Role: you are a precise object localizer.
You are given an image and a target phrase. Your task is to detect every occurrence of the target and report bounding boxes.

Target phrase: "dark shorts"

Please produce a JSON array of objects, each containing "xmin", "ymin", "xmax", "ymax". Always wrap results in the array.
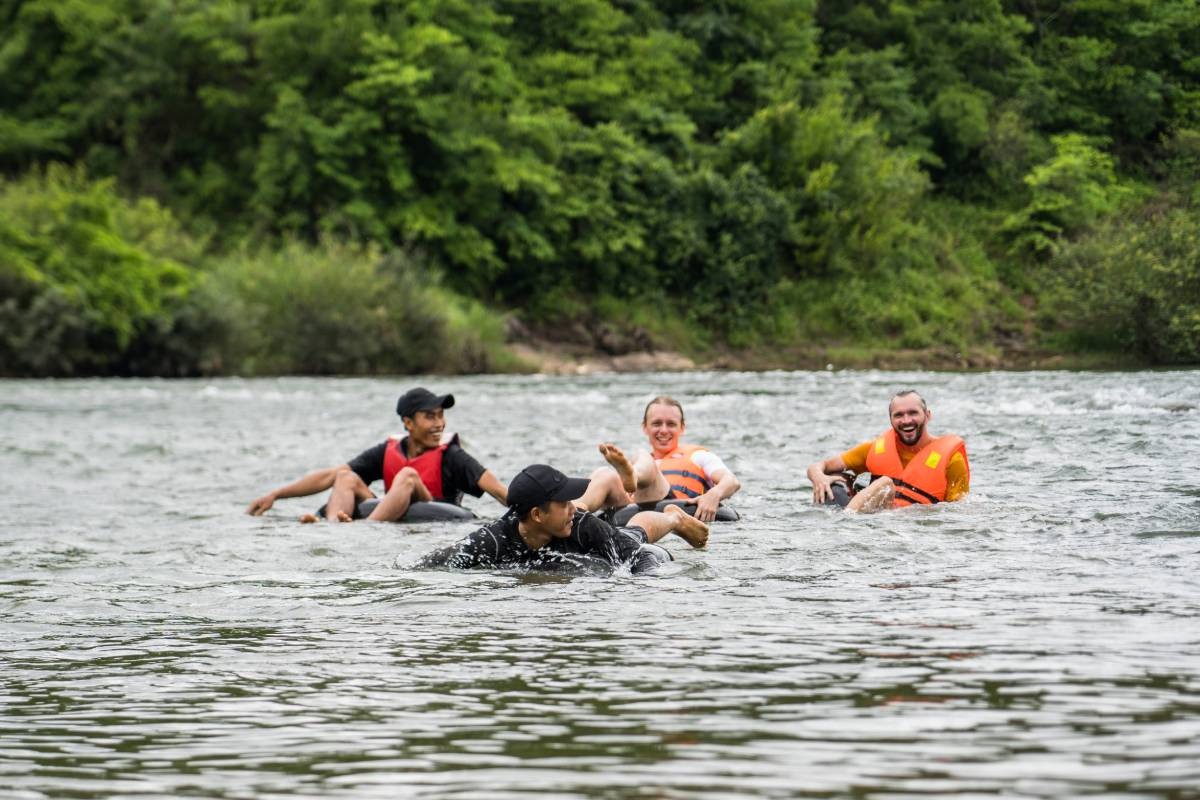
[{"xmin": 618, "ymin": 525, "xmax": 649, "ymax": 544}]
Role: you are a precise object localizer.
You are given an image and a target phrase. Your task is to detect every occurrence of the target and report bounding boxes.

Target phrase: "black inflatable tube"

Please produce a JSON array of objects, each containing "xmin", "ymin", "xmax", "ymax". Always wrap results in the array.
[
  {"xmin": 824, "ymin": 481, "xmax": 852, "ymax": 508},
  {"xmin": 316, "ymin": 498, "xmax": 476, "ymax": 522},
  {"xmin": 609, "ymin": 498, "xmax": 739, "ymax": 527}
]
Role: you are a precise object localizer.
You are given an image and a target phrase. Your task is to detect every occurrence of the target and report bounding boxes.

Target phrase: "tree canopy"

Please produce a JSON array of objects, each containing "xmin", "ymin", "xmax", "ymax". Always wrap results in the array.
[{"xmin": 2, "ymin": 0, "xmax": 1198, "ymax": 374}]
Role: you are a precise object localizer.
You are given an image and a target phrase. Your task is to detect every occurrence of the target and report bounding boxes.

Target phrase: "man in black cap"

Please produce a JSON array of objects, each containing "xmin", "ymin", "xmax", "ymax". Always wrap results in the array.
[
  {"xmin": 426, "ymin": 464, "xmax": 709, "ymax": 573},
  {"xmin": 247, "ymin": 387, "xmax": 507, "ymax": 522}
]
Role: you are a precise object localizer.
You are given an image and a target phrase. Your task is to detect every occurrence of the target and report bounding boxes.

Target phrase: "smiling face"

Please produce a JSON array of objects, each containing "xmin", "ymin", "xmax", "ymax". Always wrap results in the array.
[
  {"xmin": 642, "ymin": 402, "xmax": 685, "ymax": 457},
  {"xmin": 402, "ymin": 407, "xmax": 445, "ymax": 452},
  {"xmin": 889, "ymin": 393, "xmax": 930, "ymax": 448}
]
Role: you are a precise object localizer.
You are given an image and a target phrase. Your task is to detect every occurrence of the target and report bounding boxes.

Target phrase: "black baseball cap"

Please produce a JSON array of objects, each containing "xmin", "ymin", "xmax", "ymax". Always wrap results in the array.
[
  {"xmin": 507, "ymin": 465, "xmax": 590, "ymax": 515},
  {"xmin": 396, "ymin": 387, "xmax": 455, "ymax": 419}
]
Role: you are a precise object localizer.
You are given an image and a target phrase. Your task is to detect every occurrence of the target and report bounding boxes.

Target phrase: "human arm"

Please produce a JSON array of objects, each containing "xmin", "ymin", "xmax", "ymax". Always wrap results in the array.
[
  {"xmin": 246, "ymin": 465, "xmax": 347, "ymax": 515},
  {"xmin": 688, "ymin": 451, "xmax": 740, "ymax": 522},
  {"xmin": 475, "ymin": 469, "xmax": 508, "ymax": 506},
  {"xmin": 442, "ymin": 445, "xmax": 508, "ymax": 505},
  {"xmin": 442, "ymin": 520, "xmax": 510, "ymax": 569},
  {"xmin": 806, "ymin": 441, "xmax": 871, "ymax": 505},
  {"xmin": 806, "ymin": 456, "xmax": 849, "ymax": 505},
  {"xmin": 945, "ymin": 453, "xmax": 970, "ymax": 501},
  {"xmin": 694, "ymin": 467, "xmax": 740, "ymax": 522}
]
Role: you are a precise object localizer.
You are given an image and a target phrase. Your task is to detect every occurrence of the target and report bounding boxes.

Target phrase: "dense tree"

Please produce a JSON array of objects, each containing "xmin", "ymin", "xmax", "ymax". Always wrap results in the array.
[{"xmin": 1, "ymin": 0, "xmax": 1197, "ymax": 374}]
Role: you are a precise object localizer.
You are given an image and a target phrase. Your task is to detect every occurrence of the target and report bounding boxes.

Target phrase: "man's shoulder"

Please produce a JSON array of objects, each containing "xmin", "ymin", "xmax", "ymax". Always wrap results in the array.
[
  {"xmin": 477, "ymin": 514, "xmax": 516, "ymax": 537},
  {"xmin": 442, "ymin": 434, "xmax": 483, "ymax": 461},
  {"xmin": 571, "ymin": 510, "xmax": 616, "ymax": 540}
]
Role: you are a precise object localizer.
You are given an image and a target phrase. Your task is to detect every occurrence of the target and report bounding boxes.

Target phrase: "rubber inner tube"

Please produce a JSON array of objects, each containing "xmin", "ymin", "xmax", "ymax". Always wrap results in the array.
[
  {"xmin": 315, "ymin": 498, "xmax": 476, "ymax": 522},
  {"xmin": 608, "ymin": 498, "xmax": 740, "ymax": 527},
  {"xmin": 824, "ymin": 481, "xmax": 851, "ymax": 508}
]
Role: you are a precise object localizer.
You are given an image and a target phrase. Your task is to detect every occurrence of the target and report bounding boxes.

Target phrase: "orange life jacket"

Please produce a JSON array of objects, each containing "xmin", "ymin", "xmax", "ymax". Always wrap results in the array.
[
  {"xmin": 382, "ymin": 434, "xmax": 458, "ymax": 500},
  {"xmin": 658, "ymin": 444, "xmax": 713, "ymax": 499},
  {"xmin": 864, "ymin": 429, "xmax": 968, "ymax": 507}
]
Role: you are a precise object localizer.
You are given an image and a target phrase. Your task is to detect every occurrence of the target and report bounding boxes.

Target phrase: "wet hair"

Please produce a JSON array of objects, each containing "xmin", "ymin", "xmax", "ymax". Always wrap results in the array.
[
  {"xmin": 642, "ymin": 395, "xmax": 685, "ymax": 424},
  {"xmin": 889, "ymin": 389, "xmax": 928, "ymax": 413}
]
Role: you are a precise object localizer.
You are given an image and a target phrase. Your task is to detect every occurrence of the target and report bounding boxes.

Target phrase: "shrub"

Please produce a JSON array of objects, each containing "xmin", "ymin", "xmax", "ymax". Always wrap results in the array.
[
  {"xmin": 0, "ymin": 164, "xmax": 218, "ymax": 376},
  {"xmin": 1043, "ymin": 202, "xmax": 1200, "ymax": 364},
  {"xmin": 208, "ymin": 241, "xmax": 510, "ymax": 375}
]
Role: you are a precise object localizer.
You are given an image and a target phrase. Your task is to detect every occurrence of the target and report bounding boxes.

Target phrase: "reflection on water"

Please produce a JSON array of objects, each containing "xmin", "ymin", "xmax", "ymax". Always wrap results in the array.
[{"xmin": 2, "ymin": 371, "xmax": 1199, "ymax": 798}]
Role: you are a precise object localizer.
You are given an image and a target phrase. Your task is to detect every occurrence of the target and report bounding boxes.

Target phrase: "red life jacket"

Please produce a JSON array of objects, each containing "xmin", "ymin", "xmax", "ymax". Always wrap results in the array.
[
  {"xmin": 382, "ymin": 433, "xmax": 457, "ymax": 500},
  {"xmin": 658, "ymin": 444, "xmax": 713, "ymax": 499},
  {"xmin": 864, "ymin": 429, "xmax": 969, "ymax": 507}
]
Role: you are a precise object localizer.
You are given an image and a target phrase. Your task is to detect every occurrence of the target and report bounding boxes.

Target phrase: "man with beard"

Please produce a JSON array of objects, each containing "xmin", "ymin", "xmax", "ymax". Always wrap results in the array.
[{"xmin": 806, "ymin": 390, "xmax": 970, "ymax": 513}]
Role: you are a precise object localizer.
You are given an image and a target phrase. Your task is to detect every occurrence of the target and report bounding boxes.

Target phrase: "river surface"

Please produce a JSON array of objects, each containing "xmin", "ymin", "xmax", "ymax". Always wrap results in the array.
[{"xmin": 2, "ymin": 371, "xmax": 1199, "ymax": 799}]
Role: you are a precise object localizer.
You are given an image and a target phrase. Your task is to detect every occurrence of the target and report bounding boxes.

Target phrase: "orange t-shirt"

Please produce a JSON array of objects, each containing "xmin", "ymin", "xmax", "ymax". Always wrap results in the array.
[{"xmin": 840, "ymin": 440, "xmax": 970, "ymax": 501}]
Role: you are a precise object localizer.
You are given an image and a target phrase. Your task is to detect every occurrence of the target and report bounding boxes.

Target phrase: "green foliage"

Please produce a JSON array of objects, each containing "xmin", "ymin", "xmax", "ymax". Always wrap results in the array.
[
  {"xmin": 1001, "ymin": 133, "xmax": 1133, "ymax": 258},
  {"xmin": 0, "ymin": 164, "xmax": 217, "ymax": 375},
  {"xmin": 785, "ymin": 198, "xmax": 1015, "ymax": 352},
  {"xmin": 1042, "ymin": 201, "xmax": 1200, "ymax": 364},
  {"xmin": 2, "ymin": 0, "xmax": 1199, "ymax": 370},
  {"xmin": 209, "ymin": 241, "xmax": 511, "ymax": 375},
  {"xmin": 721, "ymin": 94, "xmax": 930, "ymax": 277}
]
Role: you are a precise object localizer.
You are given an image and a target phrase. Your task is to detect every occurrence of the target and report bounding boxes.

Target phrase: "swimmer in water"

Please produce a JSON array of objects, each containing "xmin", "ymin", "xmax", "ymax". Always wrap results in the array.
[
  {"xmin": 806, "ymin": 389, "xmax": 970, "ymax": 512},
  {"xmin": 246, "ymin": 387, "xmax": 507, "ymax": 522},
  {"xmin": 428, "ymin": 464, "xmax": 709, "ymax": 574},
  {"xmin": 594, "ymin": 395, "xmax": 740, "ymax": 522}
]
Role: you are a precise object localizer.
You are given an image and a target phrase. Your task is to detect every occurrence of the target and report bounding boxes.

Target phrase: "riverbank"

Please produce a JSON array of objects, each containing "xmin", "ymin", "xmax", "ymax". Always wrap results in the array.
[{"xmin": 503, "ymin": 324, "xmax": 1143, "ymax": 374}]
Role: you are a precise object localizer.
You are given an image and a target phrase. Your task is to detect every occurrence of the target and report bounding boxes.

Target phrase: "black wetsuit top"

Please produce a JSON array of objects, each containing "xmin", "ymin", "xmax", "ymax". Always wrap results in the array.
[
  {"xmin": 441, "ymin": 510, "xmax": 652, "ymax": 572},
  {"xmin": 347, "ymin": 437, "xmax": 486, "ymax": 504}
]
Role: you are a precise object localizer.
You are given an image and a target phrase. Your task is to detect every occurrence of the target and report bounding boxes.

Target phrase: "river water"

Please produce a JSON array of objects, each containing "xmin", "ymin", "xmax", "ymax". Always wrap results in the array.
[{"xmin": 2, "ymin": 370, "xmax": 1199, "ymax": 799}]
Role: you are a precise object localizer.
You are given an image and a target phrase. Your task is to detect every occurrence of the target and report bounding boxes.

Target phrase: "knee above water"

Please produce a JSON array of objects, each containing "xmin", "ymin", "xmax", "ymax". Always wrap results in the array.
[{"xmin": 333, "ymin": 468, "xmax": 365, "ymax": 488}]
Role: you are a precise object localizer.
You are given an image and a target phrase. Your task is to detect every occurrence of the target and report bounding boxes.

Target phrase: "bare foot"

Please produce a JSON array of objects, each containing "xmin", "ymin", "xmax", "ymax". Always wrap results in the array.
[
  {"xmin": 335, "ymin": 510, "xmax": 354, "ymax": 522},
  {"xmin": 598, "ymin": 442, "xmax": 637, "ymax": 494},
  {"xmin": 299, "ymin": 513, "xmax": 319, "ymax": 524},
  {"xmin": 665, "ymin": 504, "xmax": 709, "ymax": 549}
]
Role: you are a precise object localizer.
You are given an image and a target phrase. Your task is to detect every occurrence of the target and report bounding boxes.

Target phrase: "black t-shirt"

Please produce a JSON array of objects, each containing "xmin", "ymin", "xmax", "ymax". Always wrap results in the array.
[
  {"xmin": 442, "ymin": 510, "xmax": 649, "ymax": 571},
  {"xmin": 346, "ymin": 437, "xmax": 486, "ymax": 504}
]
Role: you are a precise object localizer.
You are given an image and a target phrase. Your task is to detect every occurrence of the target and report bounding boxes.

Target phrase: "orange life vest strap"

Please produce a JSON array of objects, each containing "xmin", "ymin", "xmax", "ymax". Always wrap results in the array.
[
  {"xmin": 864, "ymin": 430, "xmax": 967, "ymax": 507},
  {"xmin": 658, "ymin": 444, "xmax": 713, "ymax": 500}
]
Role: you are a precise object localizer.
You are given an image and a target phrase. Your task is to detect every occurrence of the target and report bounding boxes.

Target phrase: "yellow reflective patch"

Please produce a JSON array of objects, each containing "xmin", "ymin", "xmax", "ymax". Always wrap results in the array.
[
  {"xmin": 874, "ymin": 438, "xmax": 886, "ymax": 454},
  {"xmin": 925, "ymin": 451, "xmax": 942, "ymax": 469}
]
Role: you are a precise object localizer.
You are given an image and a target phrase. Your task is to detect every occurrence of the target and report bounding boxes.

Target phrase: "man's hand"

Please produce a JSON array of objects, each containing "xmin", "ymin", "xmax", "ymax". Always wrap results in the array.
[
  {"xmin": 807, "ymin": 456, "xmax": 850, "ymax": 505},
  {"xmin": 809, "ymin": 472, "xmax": 837, "ymax": 505},
  {"xmin": 694, "ymin": 490, "xmax": 721, "ymax": 522},
  {"xmin": 246, "ymin": 493, "xmax": 276, "ymax": 516}
]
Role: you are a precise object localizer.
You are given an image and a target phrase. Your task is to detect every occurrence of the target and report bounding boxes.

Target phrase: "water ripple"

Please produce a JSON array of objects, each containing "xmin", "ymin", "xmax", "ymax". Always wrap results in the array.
[{"xmin": 2, "ymin": 372, "xmax": 1200, "ymax": 798}]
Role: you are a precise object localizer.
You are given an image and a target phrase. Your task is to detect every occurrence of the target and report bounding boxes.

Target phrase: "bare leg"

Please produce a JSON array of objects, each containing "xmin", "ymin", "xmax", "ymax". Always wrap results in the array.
[
  {"xmin": 366, "ymin": 467, "xmax": 432, "ymax": 521},
  {"xmin": 631, "ymin": 449, "xmax": 671, "ymax": 504},
  {"xmin": 847, "ymin": 477, "xmax": 895, "ymax": 513},
  {"xmin": 629, "ymin": 504, "xmax": 709, "ymax": 549},
  {"xmin": 298, "ymin": 469, "xmax": 374, "ymax": 522},
  {"xmin": 576, "ymin": 467, "xmax": 633, "ymax": 513},
  {"xmin": 323, "ymin": 468, "xmax": 374, "ymax": 522},
  {"xmin": 598, "ymin": 443, "xmax": 637, "ymax": 493}
]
